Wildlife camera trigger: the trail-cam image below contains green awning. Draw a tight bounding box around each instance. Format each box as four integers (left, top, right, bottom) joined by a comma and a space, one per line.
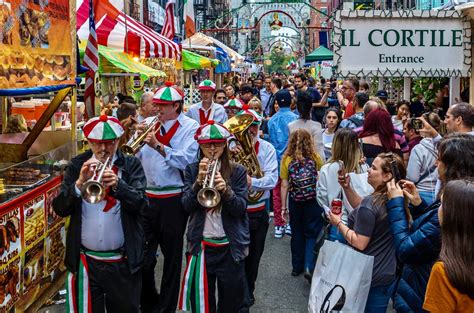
79, 45, 166, 80
305, 46, 333, 62
178, 49, 219, 70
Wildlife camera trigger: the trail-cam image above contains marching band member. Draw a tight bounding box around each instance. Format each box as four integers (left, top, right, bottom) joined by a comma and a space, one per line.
52, 115, 147, 312
237, 107, 278, 309
186, 80, 228, 125
224, 98, 244, 120
179, 121, 250, 313
137, 82, 200, 313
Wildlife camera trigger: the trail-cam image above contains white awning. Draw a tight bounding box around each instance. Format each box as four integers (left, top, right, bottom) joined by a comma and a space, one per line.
185, 33, 245, 62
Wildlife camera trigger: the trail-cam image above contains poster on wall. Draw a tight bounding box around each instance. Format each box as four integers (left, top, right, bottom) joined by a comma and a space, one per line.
23, 195, 45, 249
44, 223, 65, 276
0, 207, 21, 266
45, 184, 61, 230
333, 10, 471, 77
22, 240, 44, 295
0, 0, 74, 89
0, 258, 21, 313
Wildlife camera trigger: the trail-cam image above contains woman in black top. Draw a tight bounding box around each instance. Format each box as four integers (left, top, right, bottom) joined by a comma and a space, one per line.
328, 152, 406, 313
359, 109, 402, 166
180, 120, 249, 313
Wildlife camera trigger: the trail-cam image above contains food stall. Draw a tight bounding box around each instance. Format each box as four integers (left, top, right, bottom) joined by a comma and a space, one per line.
0, 0, 78, 311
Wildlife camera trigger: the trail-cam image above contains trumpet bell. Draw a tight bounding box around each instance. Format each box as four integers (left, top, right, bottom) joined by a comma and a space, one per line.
82, 180, 106, 204
197, 187, 221, 208
120, 144, 136, 155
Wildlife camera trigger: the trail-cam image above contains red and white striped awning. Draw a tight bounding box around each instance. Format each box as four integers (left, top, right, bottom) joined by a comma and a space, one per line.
77, 0, 181, 60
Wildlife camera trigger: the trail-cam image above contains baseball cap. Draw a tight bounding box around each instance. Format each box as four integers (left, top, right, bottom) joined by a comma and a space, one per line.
375, 90, 388, 99
275, 89, 292, 107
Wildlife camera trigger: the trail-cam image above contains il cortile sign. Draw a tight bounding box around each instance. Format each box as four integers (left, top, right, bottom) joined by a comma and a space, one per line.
333, 10, 471, 77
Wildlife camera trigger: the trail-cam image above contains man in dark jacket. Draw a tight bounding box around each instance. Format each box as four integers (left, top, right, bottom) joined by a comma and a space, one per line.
53, 115, 147, 313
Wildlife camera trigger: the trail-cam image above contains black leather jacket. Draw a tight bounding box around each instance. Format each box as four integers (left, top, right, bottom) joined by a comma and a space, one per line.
182, 161, 250, 262
52, 150, 148, 274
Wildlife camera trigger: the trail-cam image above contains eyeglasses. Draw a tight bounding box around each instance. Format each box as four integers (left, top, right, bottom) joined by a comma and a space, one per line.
201, 142, 226, 148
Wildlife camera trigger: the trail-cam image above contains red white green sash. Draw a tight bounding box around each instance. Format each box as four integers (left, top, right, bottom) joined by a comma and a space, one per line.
146, 185, 183, 198
178, 237, 229, 313
66, 251, 123, 313
247, 199, 266, 212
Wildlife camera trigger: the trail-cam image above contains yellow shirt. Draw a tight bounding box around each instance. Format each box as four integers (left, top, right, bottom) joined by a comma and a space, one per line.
423, 262, 474, 313
280, 154, 323, 180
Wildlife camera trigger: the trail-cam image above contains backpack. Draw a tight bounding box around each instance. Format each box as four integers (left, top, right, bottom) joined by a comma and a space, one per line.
288, 157, 318, 201
348, 115, 364, 127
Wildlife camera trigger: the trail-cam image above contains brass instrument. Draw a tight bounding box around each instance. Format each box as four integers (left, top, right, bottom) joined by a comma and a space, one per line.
223, 114, 264, 201
81, 157, 111, 204
121, 116, 161, 155
197, 159, 221, 208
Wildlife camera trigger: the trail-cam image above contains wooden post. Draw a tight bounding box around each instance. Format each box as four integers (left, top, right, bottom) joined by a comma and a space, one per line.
449, 77, 461, 106
1, 96, 7, 133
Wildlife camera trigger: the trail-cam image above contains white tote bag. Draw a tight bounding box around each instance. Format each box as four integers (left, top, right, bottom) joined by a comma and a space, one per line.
308, 240, 374, 313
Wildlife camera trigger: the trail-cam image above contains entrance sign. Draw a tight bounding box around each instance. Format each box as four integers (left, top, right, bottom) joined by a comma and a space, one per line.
333, 10, 471, 77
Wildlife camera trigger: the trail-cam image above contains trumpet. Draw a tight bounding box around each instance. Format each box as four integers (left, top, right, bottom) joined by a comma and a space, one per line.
121, 116, 161, 155
197, 159, 221, 208
81, 157, 111, 204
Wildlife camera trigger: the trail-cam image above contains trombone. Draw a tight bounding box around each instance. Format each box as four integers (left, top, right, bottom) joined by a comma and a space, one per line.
121, 116, 161, 155
81, 157, 111, 204
197, 159, 221, 208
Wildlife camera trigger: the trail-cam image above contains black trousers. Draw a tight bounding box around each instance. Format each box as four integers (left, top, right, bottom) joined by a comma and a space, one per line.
86, 256, 141, 313
190, 245, 246, 313
244, 210, 269, 302
141, 195, 188, 313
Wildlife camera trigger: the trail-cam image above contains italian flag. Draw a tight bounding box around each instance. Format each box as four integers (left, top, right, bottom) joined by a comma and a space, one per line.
184, 0, 196, 38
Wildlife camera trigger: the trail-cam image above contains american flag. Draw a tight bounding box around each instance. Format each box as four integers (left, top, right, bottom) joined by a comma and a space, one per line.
83, 0, 99, 120
161, 0, 175, 40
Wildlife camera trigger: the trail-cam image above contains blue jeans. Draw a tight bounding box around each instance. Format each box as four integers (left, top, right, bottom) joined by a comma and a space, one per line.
419, 191, 435, 207
288, 198, 324, 272
365, 282, 395, 313
328, 225, 346, 244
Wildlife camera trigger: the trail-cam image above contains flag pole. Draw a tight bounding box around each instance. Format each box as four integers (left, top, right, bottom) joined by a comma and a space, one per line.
124, 9, 128, 54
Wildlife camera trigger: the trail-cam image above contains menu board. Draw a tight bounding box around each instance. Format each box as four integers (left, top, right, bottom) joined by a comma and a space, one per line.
0, 0, 74, 89
0, 176, 63, 313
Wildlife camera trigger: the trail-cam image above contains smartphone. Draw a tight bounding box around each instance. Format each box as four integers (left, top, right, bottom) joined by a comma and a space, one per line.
410, 118, 423, 130
390, 160, 401, 183
338, 160, 346, 176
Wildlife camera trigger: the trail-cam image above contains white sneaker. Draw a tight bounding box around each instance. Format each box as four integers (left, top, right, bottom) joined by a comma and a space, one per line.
285, 224, 292, 236
274, 226, 284, 238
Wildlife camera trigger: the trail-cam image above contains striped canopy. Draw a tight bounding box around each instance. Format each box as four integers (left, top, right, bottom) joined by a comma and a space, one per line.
77, 0, 181, 60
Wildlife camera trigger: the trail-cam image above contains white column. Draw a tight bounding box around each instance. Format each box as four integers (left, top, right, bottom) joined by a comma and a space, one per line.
449, 77, 461, 106
378, 77, 384, 90
403, 77, 411, 101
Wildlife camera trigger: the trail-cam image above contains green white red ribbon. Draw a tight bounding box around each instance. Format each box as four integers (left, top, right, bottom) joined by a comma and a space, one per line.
66, 251, 123, 313
178, 237, 229, 313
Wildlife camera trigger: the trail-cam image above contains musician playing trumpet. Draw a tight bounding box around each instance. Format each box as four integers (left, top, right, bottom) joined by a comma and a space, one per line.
52, 115, 147, 312
180, 120, 250, 313
136, 82, 200, 313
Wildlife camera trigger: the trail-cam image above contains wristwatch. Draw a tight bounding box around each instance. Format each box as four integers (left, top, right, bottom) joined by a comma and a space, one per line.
155, 143, 164, 153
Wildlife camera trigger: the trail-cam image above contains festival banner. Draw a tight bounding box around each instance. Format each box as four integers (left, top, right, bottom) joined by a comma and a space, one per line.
0, 0, 74, 89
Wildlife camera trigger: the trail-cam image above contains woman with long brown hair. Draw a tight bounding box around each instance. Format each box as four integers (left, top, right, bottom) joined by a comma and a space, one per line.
180, 120, 249, 313
328, 152, 406, 312
280, 129, 323, 282
423, 179, 474, 312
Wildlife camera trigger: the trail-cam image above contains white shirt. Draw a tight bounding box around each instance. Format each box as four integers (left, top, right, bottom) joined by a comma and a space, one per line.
203, 210, 226, 238
250, 138, 278, 201
186, 102, 227, 125
137, 113, 200, 191
77, 154, 124, 251
316, 162, 373, 223
289, 119, 325, 161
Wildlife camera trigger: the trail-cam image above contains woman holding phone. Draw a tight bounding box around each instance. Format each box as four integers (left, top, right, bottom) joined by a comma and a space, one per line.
328, 152, 405, 312
317, 129, 372, 242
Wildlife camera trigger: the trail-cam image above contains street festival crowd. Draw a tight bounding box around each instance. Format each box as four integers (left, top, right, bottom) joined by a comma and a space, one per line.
51, 72, 474, 313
